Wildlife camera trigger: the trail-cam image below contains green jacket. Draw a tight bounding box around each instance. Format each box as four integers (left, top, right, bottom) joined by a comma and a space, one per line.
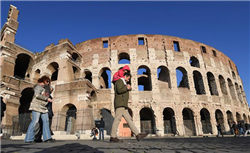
114, 79, 129, 109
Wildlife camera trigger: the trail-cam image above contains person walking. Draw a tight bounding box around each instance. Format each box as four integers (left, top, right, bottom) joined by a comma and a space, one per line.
98, 118, 105, 141
25, 76, 54, 143
110, 72, 148, 142
216, 123, 223, 137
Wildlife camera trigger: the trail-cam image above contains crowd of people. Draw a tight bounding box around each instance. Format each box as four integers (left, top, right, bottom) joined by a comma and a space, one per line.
230, 121, 250, 137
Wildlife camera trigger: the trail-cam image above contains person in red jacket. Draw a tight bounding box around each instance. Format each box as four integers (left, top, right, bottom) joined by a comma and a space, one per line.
112, 65, 130, 84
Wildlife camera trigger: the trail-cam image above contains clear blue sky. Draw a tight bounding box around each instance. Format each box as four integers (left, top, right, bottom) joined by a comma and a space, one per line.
1, 1, 249, 105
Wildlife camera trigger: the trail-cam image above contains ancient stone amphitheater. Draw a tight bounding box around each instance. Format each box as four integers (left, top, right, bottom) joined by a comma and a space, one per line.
1, 5, 249, 138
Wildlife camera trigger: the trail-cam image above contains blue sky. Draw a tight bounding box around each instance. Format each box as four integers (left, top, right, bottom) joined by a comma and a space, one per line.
1, 1, 249, 104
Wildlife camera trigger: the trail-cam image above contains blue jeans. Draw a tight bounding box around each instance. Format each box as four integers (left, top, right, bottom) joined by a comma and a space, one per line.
99, 128, 104, 140
25, 111, 51, 142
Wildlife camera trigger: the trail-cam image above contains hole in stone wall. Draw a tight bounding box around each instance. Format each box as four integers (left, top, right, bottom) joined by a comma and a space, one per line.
207, 72, 218, 96
201, 46, 206, 53
173, 41, 180, 52
84, 69, 92, 83
157, 66, 171, 88
219, 75, 227, 95
118, 52, 130, 64
138, 37, 144, 45
176, 67, 189, 88
99, 67, 111, 89
103, 40, 108, 48
14, 54, 31, 79
137, 65, 152, 91
227, 78, 236, 99
193, 71, 206, 95
189, 56, 200, 68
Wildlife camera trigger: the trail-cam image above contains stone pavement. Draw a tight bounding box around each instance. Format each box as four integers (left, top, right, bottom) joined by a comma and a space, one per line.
1, 137, 250, 153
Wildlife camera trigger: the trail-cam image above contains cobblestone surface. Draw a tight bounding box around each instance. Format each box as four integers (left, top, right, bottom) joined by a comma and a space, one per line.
1, 137, 250, 153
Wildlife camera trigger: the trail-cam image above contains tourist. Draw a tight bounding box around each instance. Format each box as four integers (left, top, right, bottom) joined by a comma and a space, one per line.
216, 123, 223, 137
244, 123, 250, 137
110, 72, 148, 142
232, 122, 238, 137
1, 97, 6, 137
90, 127, 98, 140
25, 76, 54, 143
34, 81, 54, 142
112, 65, 130, 84
98, 118, 105, 140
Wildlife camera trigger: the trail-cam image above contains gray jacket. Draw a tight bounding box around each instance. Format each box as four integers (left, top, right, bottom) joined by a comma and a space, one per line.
29, 84, 49, 113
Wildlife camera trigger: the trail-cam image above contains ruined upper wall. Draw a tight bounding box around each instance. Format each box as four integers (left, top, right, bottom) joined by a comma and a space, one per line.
75, 34, 239, 74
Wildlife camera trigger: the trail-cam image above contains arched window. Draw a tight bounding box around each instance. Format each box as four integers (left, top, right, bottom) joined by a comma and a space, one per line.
99, 67, 111, 89
227, 78, 236, 99
84, 69, 92, 83
72, 66, 80, 80
193, 71, 205, 95
118, 52, 130, 64
226, 111, 234, 127
140, 107, 156, 134
34, 69, 41, 81
215, 109, 225, 131
219, 75, 227, 95
14, 53, 32, 79
72, 52, 80, 62
200, 108, 212, 134
232, 71, 236, 79
157, 66, 171, 88
235, 83, 242, 102
207, 72, 218, 95
182, 108, 196, 136
163, 107, 176, 134
137, 65, 152, 91
176, 67, 189, 88
236, 112, 241, 123
189, 56, 200, 68
47, 62, 59, 81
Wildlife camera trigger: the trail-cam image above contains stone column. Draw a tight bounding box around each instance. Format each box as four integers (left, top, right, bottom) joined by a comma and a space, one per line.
210, 110, 218, 135
194, 113, 203, 136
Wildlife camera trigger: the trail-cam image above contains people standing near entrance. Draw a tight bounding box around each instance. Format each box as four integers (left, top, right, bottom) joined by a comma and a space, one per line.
110, 72, 148, 142
232, 122, 238, 137
216, 123, 223, 137
98, 118, 105, 141
244, 123, 250, 137
0, 97, 6, 137
25, 76, 54, 143
34, 81, 54, 142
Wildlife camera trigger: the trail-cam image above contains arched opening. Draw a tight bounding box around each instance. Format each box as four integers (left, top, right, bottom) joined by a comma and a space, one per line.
72, 66, 80, 80
232, 71, 236, 79
243, 114, 247, 123
200, 108, 212, 134
63, 104, 77, 134
163, 107, 176, 134
118, 107, 133, 137
176, 67, 189, 88
236, 112, 242, 124
47, 62, 59, 81
248, 116, 250, 123
14, 53, 32, 79
140, 107, 156, 134
137, 65, 152, 91
100, 108, 113, 135
72, 52, 80, 62
215, 109, 225, 132
118, 52, 130, 64
227, 78, 236, 99
84, 69, 92, 83
182, 108, 196, 136
240, 86, 246, 102
207, 72, 218, 96
189, 56, 200, 68
219, 75, 227, 95
157, 66, 171, 89
235, 83, 242, 102
226, 111, 234, 129
99, 67, 111, 89
193, 71, 205, 95
18, 88, 34, 133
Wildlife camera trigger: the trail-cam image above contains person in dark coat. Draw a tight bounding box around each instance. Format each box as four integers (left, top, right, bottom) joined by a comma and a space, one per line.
216, 123, 223, 137
1, 97, 6, 136
98, 118, 105, 140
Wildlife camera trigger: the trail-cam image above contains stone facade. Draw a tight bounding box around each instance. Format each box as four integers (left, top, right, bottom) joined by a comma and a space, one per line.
1, 5, 249, 137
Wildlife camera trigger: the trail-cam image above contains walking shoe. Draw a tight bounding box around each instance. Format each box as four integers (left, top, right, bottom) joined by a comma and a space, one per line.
44, 138, 55, 143
110, 137, 122, 143
34, 139, 43, 143
136, 133, 148, 141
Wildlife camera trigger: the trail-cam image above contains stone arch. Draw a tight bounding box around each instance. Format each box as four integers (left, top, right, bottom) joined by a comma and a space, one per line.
207, 72, 218, 96
62, 104, 77, 134
99, 67, 111, 89
235, 83, 242, 102
71, 52, 81, 62
227, 78, 236, 99
232, 71, 236, 79
219, 75, 227, 95
236, 112, 242, 123
14, 53, 33, 79
33, 69, 41, 82
18, 87, 34, 133
140, 107, 156, 134
193, 70, 205, 95
163, 107, 176, 134
118, 52, 130, 64
157, 66, 171, 89
47, 62, 59, 81
215, 109, 225, 131
200, 108, 212, 134
189, 56, 200, 68
84, 69, 92, 83
243, 114, 247, 123
182, 108, 196, 136
72, 66, 80, 80
100, 108, 113, 135
137, 65, 152, 91
176, 67, 189, 88
226, 111, 234, 130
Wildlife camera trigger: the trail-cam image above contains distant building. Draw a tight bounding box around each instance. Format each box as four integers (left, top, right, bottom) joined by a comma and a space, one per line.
1, 5, 249, 137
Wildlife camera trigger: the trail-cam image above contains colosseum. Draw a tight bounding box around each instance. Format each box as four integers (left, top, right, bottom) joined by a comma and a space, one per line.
1, 5, 249, 138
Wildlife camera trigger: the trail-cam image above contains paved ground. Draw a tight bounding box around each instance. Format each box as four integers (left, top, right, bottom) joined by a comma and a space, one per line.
1, 137, 250, 153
